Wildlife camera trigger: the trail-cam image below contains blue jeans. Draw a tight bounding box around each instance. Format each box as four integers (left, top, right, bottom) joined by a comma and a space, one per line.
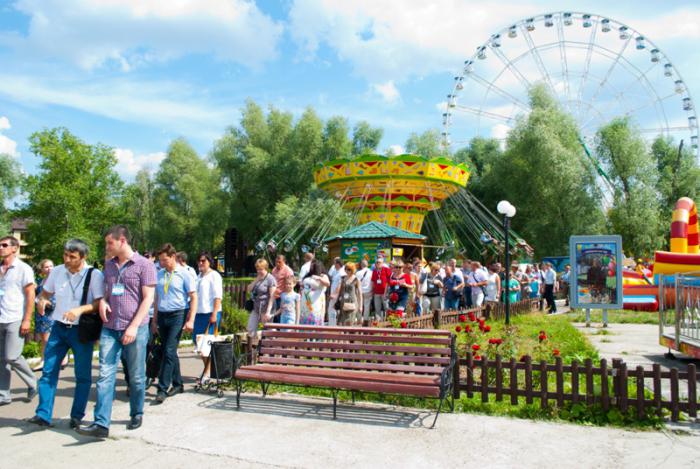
93, 325, 149, 428
35, 322, 94, 423
157, 310, 185, 394
444, 296, 460, 310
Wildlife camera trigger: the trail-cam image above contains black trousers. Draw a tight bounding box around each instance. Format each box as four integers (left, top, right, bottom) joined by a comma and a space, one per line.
544, 284, 556, 312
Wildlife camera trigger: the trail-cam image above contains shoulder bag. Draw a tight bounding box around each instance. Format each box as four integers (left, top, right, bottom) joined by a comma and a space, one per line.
78, 268, 102, 343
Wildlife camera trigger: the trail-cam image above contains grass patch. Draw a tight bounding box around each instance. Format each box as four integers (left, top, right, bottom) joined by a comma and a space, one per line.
593, 329, 612, 336
565, 309, 658, 325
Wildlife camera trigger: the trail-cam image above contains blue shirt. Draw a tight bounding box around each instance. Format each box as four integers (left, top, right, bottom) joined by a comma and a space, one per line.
156, 266, 195, 312
443, 275, 464, 301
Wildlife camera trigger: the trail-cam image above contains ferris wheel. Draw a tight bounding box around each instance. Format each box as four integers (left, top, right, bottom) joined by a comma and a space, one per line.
442, 12, 699, 167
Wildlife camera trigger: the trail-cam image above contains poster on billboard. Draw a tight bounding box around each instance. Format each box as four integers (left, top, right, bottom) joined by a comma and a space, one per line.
340, 240, 390, 263
568, 235, 623, 310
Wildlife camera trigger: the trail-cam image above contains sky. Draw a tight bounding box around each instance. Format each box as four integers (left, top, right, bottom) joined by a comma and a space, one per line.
1, 0, 699, 180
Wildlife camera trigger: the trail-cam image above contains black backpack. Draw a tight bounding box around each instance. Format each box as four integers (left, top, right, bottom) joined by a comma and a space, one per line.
146, 336, 163, 379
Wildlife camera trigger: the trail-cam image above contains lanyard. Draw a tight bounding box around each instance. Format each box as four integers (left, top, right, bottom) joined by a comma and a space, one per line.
163, 271, 175, 295
115, 262, 131, 284
66, 269, 88, 300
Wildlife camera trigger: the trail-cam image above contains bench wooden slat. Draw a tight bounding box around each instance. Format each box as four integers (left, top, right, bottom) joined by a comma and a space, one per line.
262, 339, 450, 356
235, 368, 441, 397
241, 364, 440, 385
258, 356, 444, 374
259, 346, 451, 365
261, 330, 450, 346
263, 323, 451, 336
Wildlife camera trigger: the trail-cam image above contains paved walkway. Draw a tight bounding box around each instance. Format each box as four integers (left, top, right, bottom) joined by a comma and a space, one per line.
1, 349, 700, 468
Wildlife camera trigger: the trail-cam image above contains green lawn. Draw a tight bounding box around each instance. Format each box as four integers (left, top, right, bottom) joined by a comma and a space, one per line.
565, 309, 658, 325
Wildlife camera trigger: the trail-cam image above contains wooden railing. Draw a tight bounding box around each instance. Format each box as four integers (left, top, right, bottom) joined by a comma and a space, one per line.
455, 353, 698, 422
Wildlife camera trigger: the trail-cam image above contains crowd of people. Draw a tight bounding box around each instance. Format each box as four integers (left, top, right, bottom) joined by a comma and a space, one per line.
247, 253, 571, 330
0, 225, 570, 437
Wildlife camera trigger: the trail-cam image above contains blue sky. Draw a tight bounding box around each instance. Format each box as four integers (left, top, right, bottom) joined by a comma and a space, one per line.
1, 0, 699, 179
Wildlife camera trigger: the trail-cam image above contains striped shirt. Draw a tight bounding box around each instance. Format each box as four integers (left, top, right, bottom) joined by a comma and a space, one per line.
104, 253, 157, 331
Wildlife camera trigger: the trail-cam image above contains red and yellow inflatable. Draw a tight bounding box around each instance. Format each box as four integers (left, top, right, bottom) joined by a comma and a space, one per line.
654, 197, 700, 274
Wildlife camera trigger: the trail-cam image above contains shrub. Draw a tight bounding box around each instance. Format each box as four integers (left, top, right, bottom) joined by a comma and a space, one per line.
220, 303, 249, 334
23, 340, 41, 358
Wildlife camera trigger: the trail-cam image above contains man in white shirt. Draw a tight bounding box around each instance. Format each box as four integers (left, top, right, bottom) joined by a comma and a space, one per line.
356, 259, 373, 323
27, 239, 104, 427
0, 236, 37, 405
543, 262, 558, 313
467, 261, 488, 307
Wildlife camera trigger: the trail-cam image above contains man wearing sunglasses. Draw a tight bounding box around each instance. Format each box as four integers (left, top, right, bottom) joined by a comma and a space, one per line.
0, 236, 37, 406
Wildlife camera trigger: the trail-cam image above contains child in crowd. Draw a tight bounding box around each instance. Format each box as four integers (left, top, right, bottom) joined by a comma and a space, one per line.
278, 277, 301, 325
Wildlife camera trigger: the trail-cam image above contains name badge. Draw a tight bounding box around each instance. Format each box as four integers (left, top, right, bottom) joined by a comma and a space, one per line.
377, 280, 382, 285
112, 283, 125, 296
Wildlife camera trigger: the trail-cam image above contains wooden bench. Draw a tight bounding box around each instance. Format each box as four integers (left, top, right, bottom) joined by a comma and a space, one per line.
233, 324, 457, 427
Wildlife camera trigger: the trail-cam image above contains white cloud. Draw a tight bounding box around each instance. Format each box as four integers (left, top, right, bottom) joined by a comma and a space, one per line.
371, 80, 400, 103
4, 0, 283, 70
386, 144, 405, 155
0, 74, 237, 141
0, 116, 18, 157
114, 148, 166, 176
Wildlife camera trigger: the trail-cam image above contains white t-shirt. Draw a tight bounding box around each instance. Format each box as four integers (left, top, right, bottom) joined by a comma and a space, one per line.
197, 269, 223, 314
299, 261, 311, 281
0, 257, 36, 323
357, 267, 373, 294
330, 266, 346, 298
43, 264, 105, 325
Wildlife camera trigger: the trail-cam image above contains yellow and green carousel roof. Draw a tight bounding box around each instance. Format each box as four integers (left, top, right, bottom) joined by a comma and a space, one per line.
314, 154, 470, 234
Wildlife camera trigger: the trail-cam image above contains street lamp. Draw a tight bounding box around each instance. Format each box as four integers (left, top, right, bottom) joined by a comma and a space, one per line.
497, 200, 516, 325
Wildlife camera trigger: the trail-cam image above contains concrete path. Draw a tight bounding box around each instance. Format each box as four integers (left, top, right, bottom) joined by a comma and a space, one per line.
2, 336, 699, 468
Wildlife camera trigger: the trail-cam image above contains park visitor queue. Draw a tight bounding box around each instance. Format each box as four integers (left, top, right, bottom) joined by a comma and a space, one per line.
0, 225, 566, 437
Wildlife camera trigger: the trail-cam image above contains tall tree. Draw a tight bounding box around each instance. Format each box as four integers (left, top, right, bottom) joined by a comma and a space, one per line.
352, 121, 383, 155
120, 169, 156, 252
482, 84, 604, 256
151, 138, 225, 258
405, 129, 442, 157
596, 118, 662, 256
453, 136, 502, 200
0, 153, 23, 233
652, 135, 700, 221
23, 128, 123, 261
322, 116, 352, 160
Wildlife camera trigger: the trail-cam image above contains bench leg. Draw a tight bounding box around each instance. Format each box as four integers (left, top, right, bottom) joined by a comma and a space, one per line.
351, 391, 355, 405
261, 382, 269, 397
235, 380, 242, 409
431, 397, 445, 429
332, 390, 338, 420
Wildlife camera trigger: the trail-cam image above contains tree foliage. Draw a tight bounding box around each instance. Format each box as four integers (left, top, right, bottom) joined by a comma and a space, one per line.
352, 121, 383, 155
0, 153, 23, 233
652, 135, 700, 221
405, 129, 442, 157
23, 128, 123, 261
478, 84, 605, 256
596, 118, 662, 256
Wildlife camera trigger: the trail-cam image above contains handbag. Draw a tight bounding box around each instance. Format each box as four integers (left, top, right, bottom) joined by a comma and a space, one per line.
195, 324, 219, 357
146, 335, 163, 379
78, 268, 102, 343
245, 274, 269, 312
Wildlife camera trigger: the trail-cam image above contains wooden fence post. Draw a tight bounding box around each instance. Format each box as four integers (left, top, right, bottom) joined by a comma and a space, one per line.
495, 355, 503, 402
452, 342, 461, 401
539, 360, 548, 409
635, 366, 645, 419
670, 367, 680, 421
688, 363, 697, 419
618, 362, 628, 413
585, 358, 594, 405
600, 358, 609, 411
481, 356, 489, 403
466, 352, 474, 398
652, 364, 662, 417
509, 358, 518, 405
571, 360, 579, 405
525, 356, 533, 405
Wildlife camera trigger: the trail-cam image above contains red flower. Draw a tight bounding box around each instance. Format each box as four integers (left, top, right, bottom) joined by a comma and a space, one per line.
455, 325, 462, 333
472, 344, 480, 351
552, 349, 560, 356
483, 325, 491, 333
459, 314, 467, 323
389, 292, 399, 303
465, 325, 471, 333
478, 317, 485, 324
474, 355, 482, 361
468, 312, 476, 322
488, 338, 503, 345
400, 321, 408, 328
538, 333, 547, 342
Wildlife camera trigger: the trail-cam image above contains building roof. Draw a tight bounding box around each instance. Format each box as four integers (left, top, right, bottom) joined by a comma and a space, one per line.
325, 221, 426, 241
11, 218, 29, 231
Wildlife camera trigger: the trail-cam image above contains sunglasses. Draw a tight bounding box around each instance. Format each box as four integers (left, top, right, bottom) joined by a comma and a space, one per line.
0, 243, 11, 248
198, 259, 208, 263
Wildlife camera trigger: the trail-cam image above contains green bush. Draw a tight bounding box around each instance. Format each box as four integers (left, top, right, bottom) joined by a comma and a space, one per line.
23, 340, 41, 358
220, 303, 249, 334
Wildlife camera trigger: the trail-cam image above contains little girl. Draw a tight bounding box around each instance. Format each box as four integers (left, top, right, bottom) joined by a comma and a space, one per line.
278, 277, 301, 325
